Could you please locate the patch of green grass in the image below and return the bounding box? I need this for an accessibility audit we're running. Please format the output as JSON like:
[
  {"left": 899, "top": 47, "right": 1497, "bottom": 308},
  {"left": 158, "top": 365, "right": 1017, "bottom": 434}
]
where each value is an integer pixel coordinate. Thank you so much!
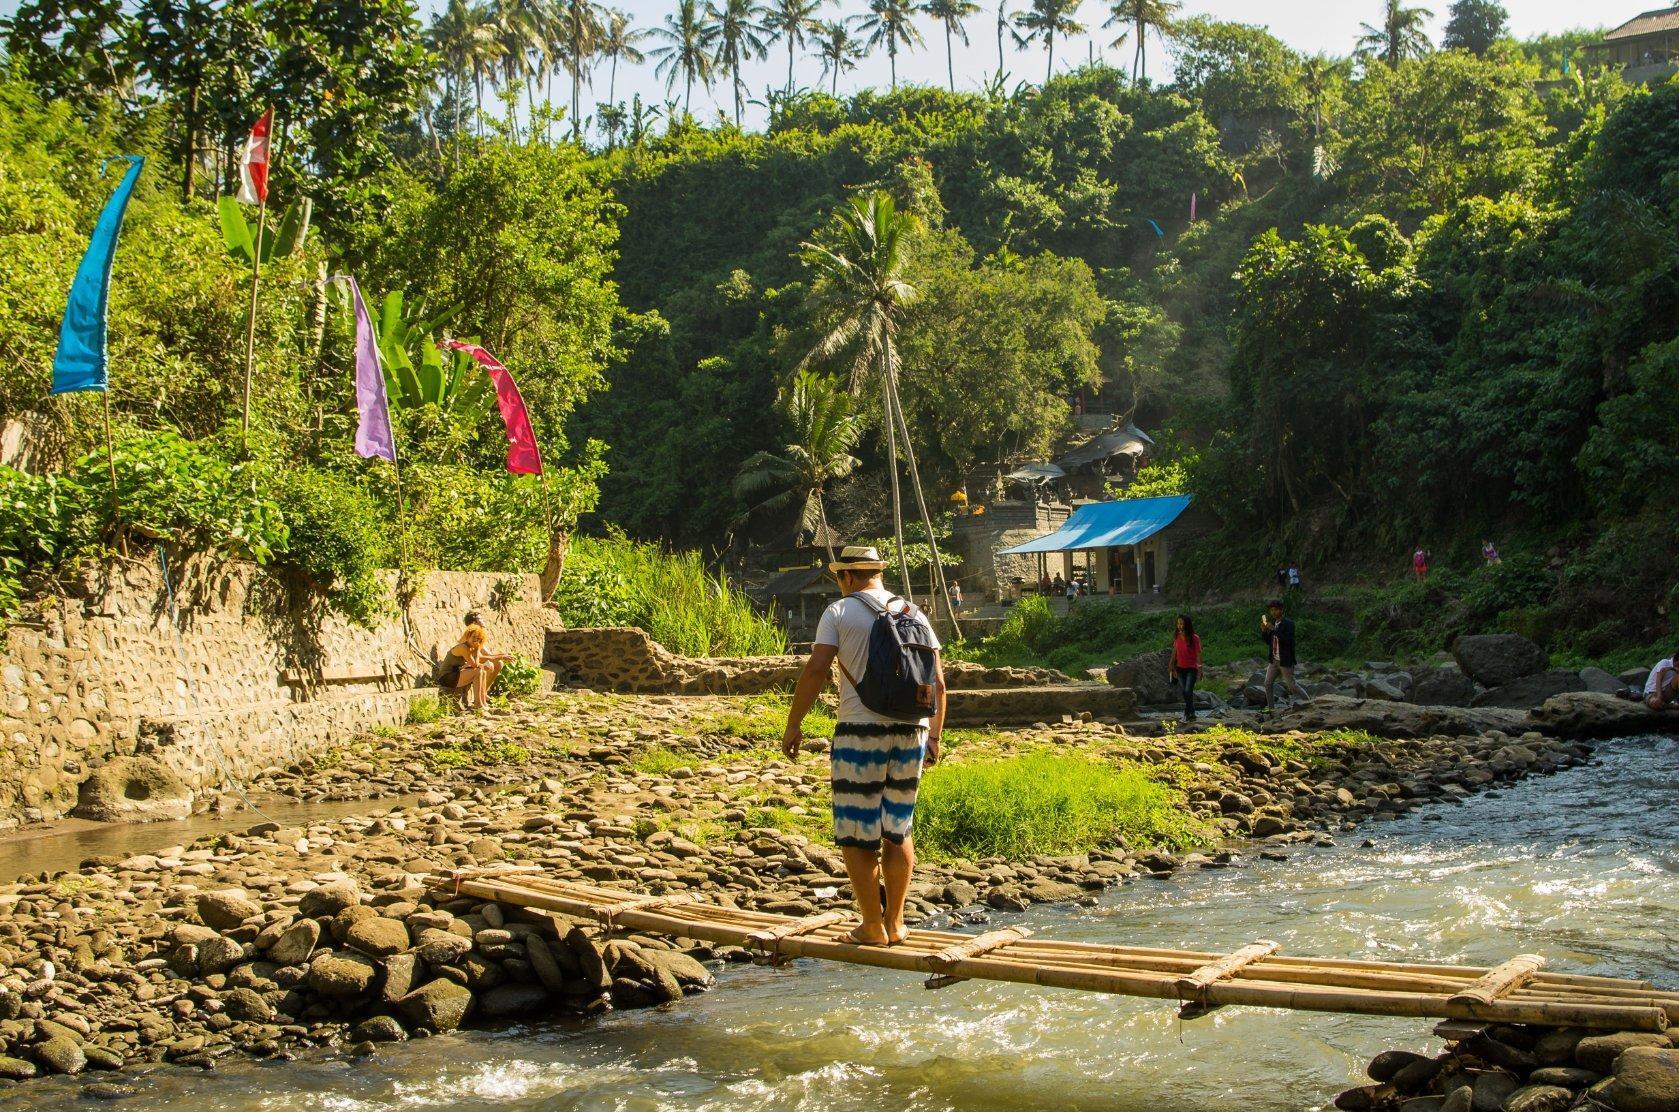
[
  {"left": 422, "top": 739, "right": 529, "bottom": 770},
  {"left": 736, "top": 804, "right": 830, "bottom": 843},
  {"left": 702, "top": 694, "right": 836, "bottom": 741},
  {"left": 407, "top": 695, "right": 449, "bottom": 725},
  {"left": 633, "top": 744, "right": 697, "bottom": 775},
  {"left": 914, "top": 750, "right": 1208, "bottom": 860}
]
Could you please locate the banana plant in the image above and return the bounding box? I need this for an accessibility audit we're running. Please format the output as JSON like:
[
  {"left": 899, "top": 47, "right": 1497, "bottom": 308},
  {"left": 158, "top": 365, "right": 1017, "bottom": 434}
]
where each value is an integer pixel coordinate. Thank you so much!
[
  {"left": 217, "top": 195, "right": 313, "bottom": 265},
  {"left": 368, "top": 289, "right": 495, "bottom": 424}
]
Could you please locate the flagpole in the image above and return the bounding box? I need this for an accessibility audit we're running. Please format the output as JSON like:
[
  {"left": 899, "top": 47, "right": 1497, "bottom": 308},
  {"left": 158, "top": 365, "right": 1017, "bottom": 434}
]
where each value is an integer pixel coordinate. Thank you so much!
[
  {"left": 100, "top": 391, "right": 126, "bottom": 558},
  {"left": 240, "top": 192, "right": 267, "bottom": 452}
]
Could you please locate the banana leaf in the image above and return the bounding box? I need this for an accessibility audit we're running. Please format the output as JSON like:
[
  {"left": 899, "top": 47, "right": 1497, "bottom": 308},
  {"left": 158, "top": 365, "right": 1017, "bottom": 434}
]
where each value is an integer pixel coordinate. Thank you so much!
[
  {"left": 272, "top": 197, "right": 312, "bottom": 259},
  {"left": 416, "top": 337, "right": 446, "bottom": 404},
  {"left": 217, "top": 196, "right": 255, "bottom": 262}
]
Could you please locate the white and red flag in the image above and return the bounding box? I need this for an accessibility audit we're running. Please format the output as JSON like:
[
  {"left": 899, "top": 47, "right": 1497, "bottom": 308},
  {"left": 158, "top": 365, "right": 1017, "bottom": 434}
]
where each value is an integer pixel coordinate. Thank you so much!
[{"left": 236, "top": 108, "right": 273, "bottom": 205}]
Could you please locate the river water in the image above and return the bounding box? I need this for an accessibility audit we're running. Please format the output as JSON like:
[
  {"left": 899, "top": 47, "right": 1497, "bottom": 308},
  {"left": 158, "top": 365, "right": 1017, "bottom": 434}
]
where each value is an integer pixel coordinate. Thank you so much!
[{"left": 10, "top": 735, "right": 1679, "bottom": 1111}]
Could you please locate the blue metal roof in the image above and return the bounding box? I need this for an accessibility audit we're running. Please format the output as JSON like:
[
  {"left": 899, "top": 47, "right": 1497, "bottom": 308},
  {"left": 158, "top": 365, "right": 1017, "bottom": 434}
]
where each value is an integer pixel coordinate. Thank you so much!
[{"left": 999, "top": 495, "right": 1193, "bottom": 555}]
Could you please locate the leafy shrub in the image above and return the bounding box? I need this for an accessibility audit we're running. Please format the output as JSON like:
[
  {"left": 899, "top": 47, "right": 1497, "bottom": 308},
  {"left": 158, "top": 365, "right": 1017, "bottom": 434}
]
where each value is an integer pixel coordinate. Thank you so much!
[
  {"left": 1460, "top": 553, "right": 1555, "bottom": 626},
  {"left": 0, "top": 466, "right": 87, "bottom": 613},
  {"left": 554, "top": 532, "right": 785, "bottom": 657},
  {"left": 406, "top": 694, "right": 448, "bottom": 724},
  {"left": 271, "top": 467, "right": 392, "bottom": 627},
  {"left": 490, "top": 653, "right": 541, "bottom": 698},
  {"left": 81, "top": 431, "right": 287, "bottom": 562},
  {"left": 916, "top": 751, "right": 1205, "bottom": 859}
]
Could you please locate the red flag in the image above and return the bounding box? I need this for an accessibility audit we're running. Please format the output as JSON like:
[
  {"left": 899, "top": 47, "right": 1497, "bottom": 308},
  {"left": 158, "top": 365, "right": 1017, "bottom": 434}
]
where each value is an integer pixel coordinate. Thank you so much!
[
  {"left": 237, "top": 108, "right": 273, "bottom": 205},
  {"left": 438, "top": 340, "right": 543, "bottom": 476}
]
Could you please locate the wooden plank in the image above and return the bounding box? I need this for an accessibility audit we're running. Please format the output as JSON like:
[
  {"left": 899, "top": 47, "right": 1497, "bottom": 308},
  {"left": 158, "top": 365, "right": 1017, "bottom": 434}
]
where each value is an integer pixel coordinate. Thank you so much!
[
  {"left": 924, "top": 974, "right": 967, "bottom": 990},
  {"left": 595, "top": 892, "right": 700, "bottom": 929},
  {"left": 746, "top": 911, "right": 853, "bottom": 953},
  {"left": 922, "top": 927, "right": 1032, "bottom": 973},
  {"left": 1175, "top": 940, "right": 1281, "bottom": 998},
  {"left": 1449, "top": 954, "right": 1546, "bottom": 1007}
]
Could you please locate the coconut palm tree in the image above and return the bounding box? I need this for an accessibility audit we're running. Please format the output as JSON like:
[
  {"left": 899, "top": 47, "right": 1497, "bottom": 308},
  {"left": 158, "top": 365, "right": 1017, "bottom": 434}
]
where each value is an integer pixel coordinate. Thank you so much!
[
  {"left": 761, "top": 0, "right": 827, "bottom": 95},
  {"left": 551, "top": 0, "right": 605, "bottom": 140},
  {"left": 598, "top": 9, "right": 647, "bottom": 107},
  {"left": 1013, "top": 0, "right": 1083, "bottom": 84},
  {"left": 1103, "top": 0, "right": 1176, "bottom": 85},
  {"left": 490, "top": 0, "right": 543, "bottom": 136},
  {"left": 1356, "top": 0, "right": 1433, "bottom": 68},
  {"left": 856, "top": 0, "right": 923, "bottom": 90},
  {"left": 922, "top": 0, "right": 980, "bottom": 91},
  {"left": 428, "top": 0, "right": 499, "bottom": 165},
  {"left": 703, "top": 0, "right": 770, "bottom": 127},
  {"left": 813, "top": 19, "right": 864, "bottom": 94},
  {"left": 799, "top": 192, "right": 958, "bottom": 628},
  {"left": 649, "top": 0, "right": 715, "bottom": 117},
  {"left": 734, "top": 370, "right": 863, "bottom": 563}
]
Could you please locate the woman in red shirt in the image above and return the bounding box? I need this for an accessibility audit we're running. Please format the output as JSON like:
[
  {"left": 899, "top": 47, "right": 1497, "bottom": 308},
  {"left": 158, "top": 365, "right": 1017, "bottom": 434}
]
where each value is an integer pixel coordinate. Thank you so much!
[{"left": 1170, "top": 614, "right": 1202, "bottom": 724}]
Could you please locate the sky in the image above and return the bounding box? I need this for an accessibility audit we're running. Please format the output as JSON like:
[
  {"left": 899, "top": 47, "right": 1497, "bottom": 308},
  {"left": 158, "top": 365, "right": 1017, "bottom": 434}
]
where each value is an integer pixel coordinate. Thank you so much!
[{"left": 0, "top": 0, "right": 1653, "bottom": 133}]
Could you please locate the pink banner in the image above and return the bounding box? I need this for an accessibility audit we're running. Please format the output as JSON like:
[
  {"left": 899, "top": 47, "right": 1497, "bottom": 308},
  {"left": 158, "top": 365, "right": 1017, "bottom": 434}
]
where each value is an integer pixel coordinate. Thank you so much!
[{"left": 438, "top": 339, "right": 543, "bottom": 476}]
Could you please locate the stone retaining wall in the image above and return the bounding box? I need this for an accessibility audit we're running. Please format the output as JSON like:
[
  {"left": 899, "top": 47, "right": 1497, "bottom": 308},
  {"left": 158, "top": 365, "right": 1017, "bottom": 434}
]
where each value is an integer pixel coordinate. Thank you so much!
[
  {"left": 544, "top": 626, "right": 1072, "bottom": 695},
  {"left": 0, "top": 558, "right": 552, "bottom": 827}
]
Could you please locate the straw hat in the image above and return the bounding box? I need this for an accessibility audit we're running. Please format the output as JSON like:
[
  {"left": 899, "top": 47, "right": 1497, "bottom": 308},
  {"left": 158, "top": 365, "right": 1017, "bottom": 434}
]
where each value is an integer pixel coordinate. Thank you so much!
[{"left": 829, "top": 545, "right": 887, "bottom": 573}]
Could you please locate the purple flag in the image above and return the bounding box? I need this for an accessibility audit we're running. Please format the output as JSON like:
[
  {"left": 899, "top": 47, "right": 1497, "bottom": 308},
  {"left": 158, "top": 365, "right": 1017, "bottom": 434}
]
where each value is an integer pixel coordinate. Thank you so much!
[{"left": 338, "top": 276, "right": 395, "bottom": 462}]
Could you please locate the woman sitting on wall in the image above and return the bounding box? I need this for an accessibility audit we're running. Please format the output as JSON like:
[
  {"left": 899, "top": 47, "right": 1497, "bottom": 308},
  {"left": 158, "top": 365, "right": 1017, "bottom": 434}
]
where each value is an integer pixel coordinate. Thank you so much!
[{"left": 436, "top": 614, "right": 510, "bottom": 710}]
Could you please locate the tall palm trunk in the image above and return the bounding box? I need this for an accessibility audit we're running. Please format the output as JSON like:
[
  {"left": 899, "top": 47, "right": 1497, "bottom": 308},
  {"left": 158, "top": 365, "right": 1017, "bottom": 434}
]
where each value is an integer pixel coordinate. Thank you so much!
[
  {"left": 944, "top": 24, "right": 955, "bottom": 90},
  {"left": 787, "top": 38, "right": 796, "bottom": 95},
  {"left": 1046, "top": 29, "right": 1054, "bottom": 82},
  {"left": 879, "top": 332, "right": 912, "bottom": 602},
  {"left": 814, "top": 487, "right": 836, "bottom": 565},
  {"left": 888, "top": 41, "right": 898, "bottom": 89},
  {"left": 885, "top": 349, "right": 961, "bottom": 635},
  {"left": 996, "top": 2, "right": 1005, "bottom": 77}
]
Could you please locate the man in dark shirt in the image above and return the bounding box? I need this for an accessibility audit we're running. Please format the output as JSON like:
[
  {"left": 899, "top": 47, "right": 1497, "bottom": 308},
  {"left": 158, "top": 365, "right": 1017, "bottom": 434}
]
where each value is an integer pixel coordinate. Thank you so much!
[{"left": 1260, "top": 599, "right": 1309, "bottom": 711}]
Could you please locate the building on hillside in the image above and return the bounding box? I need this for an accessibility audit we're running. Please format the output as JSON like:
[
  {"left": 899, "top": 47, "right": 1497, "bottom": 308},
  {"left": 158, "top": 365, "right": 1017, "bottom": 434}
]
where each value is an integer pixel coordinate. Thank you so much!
[
  {"left": 1585, "top": 7, "right": 1679, "bottom": 83},
  {"left": 998, "top": 494, "right": 1216, "bottom": 596},
  {"left": 759, "top": 564, "right": 840, "bottom": 640},
  {"left": 1055, "top": 422, "right": 1154, "bottom": 501},
  {"left": 948, "top": 497, "right": 1074, "bottom": 603}
]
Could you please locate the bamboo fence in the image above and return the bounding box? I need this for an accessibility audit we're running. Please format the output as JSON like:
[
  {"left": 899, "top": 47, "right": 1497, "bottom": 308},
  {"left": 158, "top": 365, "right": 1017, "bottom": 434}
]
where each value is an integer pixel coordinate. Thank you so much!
[{"left": 427, "top": 867, "right": 1678, "bottom": 1033}]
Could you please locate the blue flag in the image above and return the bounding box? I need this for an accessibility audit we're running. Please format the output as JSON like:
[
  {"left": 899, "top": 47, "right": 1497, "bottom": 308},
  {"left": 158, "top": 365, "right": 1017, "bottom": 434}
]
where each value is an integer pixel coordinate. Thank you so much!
[{"left": 52, "top": 156, "right": 145, "bottom": 395}]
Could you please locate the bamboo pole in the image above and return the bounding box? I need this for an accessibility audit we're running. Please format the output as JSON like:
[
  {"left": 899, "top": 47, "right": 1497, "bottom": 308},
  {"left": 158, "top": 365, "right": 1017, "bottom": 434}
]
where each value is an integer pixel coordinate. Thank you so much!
[
  {"left": 100, "top": 391, "right": 126, "bottom": 557},
  {"left": 441, "top": 874, "right": 1678, "bottom": 1031},
  {"left": 239, "top": 191, "right": 268, "bottom": 453}
]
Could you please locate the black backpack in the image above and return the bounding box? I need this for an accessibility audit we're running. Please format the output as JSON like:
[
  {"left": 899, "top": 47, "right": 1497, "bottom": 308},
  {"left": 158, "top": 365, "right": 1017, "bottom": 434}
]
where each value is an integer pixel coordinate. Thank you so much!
[{"left": 836, "top": 592, "right": 940, "bottom": 721}]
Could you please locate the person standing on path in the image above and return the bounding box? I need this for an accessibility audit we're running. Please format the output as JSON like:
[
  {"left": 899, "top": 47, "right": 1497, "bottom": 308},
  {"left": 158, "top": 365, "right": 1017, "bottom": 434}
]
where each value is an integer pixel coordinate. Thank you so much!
[
  {"left": 1260, "top": 599, "right": 1309, "bottom": 711},
  {"left": 1412, "top": 547, "right": 1430, "bottom": 580},
  {"left": 781, "top": 546, "right": 947, "bottom": 947},
  {"left": 950, "top": 580, "right": 963, "bottom": 611},
  {"left": 1170, "top": 613, "right": 1202, "bottom": 724}
]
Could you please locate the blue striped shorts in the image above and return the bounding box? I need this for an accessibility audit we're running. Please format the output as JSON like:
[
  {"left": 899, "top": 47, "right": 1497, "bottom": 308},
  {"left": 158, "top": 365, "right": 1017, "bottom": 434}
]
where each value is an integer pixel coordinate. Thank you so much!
[{"left": 831, "top": 722, "right": 927, "bottom": 851}]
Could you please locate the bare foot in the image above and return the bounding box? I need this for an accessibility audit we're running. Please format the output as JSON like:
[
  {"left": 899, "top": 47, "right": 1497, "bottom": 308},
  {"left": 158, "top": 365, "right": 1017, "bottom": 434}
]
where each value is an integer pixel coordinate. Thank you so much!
[
  {"left": 840, "top": 924, "right": 890, "bottom": 946},
  {"left": 885, "top": 924, "right": 909, "bottom": 945}
]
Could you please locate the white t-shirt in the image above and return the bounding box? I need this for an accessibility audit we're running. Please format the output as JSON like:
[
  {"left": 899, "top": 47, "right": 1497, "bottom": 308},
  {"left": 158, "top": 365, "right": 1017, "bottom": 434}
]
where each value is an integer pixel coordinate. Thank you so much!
[
  {"left": 813, "top": 586, "right": 942, "bottom": 726},
  {"left": 1645, "top": 657, "right": 1677, "bottom": 697}
]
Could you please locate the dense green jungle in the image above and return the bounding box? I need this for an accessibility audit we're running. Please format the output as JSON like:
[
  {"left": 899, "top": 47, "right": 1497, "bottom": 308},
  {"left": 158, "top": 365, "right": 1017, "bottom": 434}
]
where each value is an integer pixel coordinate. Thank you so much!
[{"left": 1, "top": 0, "right": 1675, "bottom": 666}]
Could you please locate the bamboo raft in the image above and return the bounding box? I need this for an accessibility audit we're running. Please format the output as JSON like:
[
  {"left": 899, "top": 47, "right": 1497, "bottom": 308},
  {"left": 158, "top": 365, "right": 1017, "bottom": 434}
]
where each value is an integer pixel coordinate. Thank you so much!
[{"left": 429, "top": 867, "right": 1679, "bottom": 1033}]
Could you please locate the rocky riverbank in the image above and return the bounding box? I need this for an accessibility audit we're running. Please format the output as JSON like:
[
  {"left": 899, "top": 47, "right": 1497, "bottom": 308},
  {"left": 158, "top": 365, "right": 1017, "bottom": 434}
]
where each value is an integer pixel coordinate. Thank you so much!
[
  {"left": 1342, "top": 1024, "right": 1679, "bottom": 1112},
  {"left": 0, "top": 690, "right": 1612, "bottom": 1095}
]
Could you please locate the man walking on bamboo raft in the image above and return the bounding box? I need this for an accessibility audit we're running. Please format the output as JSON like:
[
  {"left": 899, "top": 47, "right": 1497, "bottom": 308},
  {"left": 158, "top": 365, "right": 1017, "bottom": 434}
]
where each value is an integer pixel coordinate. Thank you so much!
[{"left": 781, "top": 546, "right": 947, "bottom": 946}]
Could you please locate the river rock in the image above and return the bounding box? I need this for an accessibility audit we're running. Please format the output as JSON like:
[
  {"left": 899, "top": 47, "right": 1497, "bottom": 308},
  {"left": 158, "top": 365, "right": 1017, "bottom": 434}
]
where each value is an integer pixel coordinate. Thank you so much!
[
  {"left": 267, "top": 919, "right": 320, "bottom": 965},
  {"left": 0, "top": 1055, "right": 38, "bottom": 1080},
  {"left": 72, "top": 756, "right": 193, "bottom": 823},
  {"left": 1608, "top": 1047, "right": 1679, "bottom": 1112},
  {"left": 1274, "top": 695, "right": 1527, "bottom": 739},
  {"left": 381, "top": 952, "right": 423, "bottom": 1004},
  {"left": 33, "top": 1035, "right": 86, "bottom": 1075},
  {"left": 308, "top": 952, "right": 380, "bottom": 997},
  {"left": 645, "top": 949, "right": 713, "bottom": 989},
  {"left": 1528, "top": 692, "right": 1678, "bottom": 738},
  {"left": 1500, "top": 1085, "right": 1573, "bottom": 1112},
  {"left": 415, "top": 928, "right": 472, "bottom": 965},
  {"left": 1369, "top": 1050, "right": 1430, "bottom": 1083},
  {"left": 344, "top": 917, "right": 409, "bottom": 959},
  {"left": 298, "top": 883, "right": 360, "bottom": 919},
  {"left": 480, "top": 983, "right": 550, "bottom": 1018},
  {"left": 1451, "top": 634, "right": 1547, "bottom": 688},
  {"left": 1577, "top": 1033, "right": 1671, "bottom": 1073},
  {"left": 195, "top": 934, "right": 246, "bottom": 976},
  {"left": 1411, "top": 667, "right": 1477, "bottom": 707},
  {"left": 352, "top": 1016, "right": 406, "bottom": 1043},
  {"left": 1105, "top": 649, "right": 1176, "bottom": 706},
  {"left": 398, "top": 978, "right": 473, "bottom": 1033},
  {"left": 1472, "top": 670, "right": 1585, "bottom": 710},
  {"left": 222, "top": 987, "right": 273, "bottom": 1022},
  {"left": 196, "top": 890, "right": 263, "bottom": 931},
  {"left": 1471, "top": 1069, "right": 1518, "bottom": 1110},
  {"left": 1578, "top": 667, "right": 1624, "bottom": 694}
]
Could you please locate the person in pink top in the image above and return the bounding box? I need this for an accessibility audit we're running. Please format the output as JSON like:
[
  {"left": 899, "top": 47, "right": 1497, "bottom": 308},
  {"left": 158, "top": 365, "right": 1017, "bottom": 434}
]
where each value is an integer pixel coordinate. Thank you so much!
[
  {"left": 1412, "top": 548, "right": 1430, "bottom": 580},
  {"left": 1169, "top": 614, "right": 1202, "bottom": 724}
]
